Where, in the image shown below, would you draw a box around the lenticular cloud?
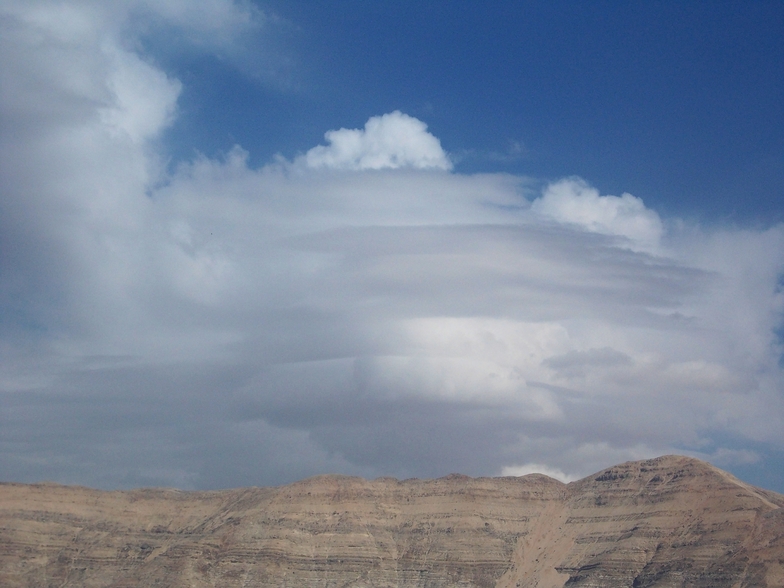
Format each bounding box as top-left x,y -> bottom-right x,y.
1,0 -> 783,490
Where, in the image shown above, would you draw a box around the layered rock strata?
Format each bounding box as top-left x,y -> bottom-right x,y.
0,455 -> 782,587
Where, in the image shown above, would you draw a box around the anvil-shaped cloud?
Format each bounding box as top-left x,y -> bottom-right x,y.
0,0 -> 782,490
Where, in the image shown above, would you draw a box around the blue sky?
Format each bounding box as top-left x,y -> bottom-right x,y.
163,1 -> 784,222
1,0 -> 783,492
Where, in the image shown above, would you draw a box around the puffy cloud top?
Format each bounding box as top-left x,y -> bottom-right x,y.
532,178 -> 664,251
303,111 -> 452,171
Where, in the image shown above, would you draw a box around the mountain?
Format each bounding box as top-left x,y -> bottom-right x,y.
1,455 -> 782,587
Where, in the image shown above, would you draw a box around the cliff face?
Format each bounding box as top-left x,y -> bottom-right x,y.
0,455 -> 782,588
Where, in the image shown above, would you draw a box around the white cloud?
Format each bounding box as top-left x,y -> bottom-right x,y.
531,177 -> 664,251
704,447 -> 761,466
1,1 -> 783,490
99,48 -> 181,143
501,463 -> 577,483
303,111 -> 453,171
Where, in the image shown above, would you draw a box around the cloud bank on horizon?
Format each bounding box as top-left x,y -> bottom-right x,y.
1,0 -> 783,490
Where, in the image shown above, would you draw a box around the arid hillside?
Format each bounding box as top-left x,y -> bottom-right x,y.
1,455 -> 782,587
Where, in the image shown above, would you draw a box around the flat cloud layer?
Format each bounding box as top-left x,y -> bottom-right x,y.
1,0 -> 783,489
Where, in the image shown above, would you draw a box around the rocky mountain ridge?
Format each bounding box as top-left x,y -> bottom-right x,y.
1,455 -> 782,587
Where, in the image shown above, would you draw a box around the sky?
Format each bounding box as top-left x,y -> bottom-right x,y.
1,0 -> 783,492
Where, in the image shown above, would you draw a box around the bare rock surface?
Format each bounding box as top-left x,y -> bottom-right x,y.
1,455 -> 782,587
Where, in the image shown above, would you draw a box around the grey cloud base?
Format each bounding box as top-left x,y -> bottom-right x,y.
1,0 -> 783,491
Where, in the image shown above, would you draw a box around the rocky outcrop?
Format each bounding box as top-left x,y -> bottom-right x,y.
0,456 -> 782,587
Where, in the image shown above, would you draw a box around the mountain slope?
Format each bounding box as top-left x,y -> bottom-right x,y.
0,455 -> 782,587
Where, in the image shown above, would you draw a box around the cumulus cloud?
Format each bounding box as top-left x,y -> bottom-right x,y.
303,111 -> 453,171
1,1 -> 783,490
531,177 -> 664,251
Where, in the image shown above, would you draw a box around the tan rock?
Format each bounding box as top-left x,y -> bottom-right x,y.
0,455 -> 782,587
